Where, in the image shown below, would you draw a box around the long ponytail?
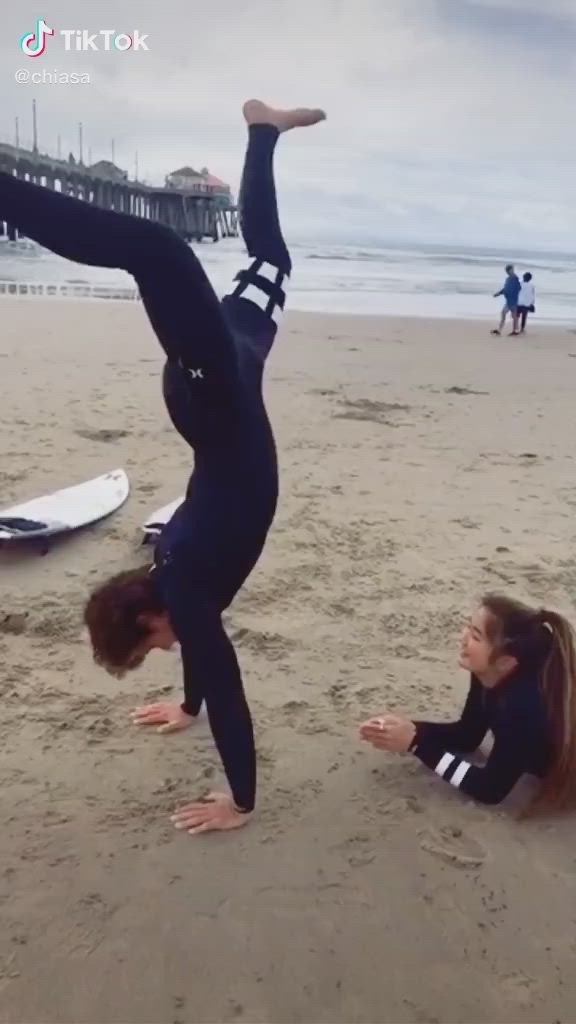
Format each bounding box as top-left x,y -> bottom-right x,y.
482,593 -> 576,814
533,609 -> 576,812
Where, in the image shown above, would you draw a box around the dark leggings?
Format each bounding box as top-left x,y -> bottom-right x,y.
0,124 -> 290,445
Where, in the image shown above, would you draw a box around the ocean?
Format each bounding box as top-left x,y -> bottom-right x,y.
0,236 -> 574,323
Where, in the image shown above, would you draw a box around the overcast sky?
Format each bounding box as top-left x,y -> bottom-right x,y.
3,0 -> 576,249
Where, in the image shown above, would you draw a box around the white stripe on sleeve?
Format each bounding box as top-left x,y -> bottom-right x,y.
435,752 -> 455,778
450,761 -> 471,788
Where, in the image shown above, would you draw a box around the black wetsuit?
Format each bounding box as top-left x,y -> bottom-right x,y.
410,667 -> 554,804
0,124 -> 291,812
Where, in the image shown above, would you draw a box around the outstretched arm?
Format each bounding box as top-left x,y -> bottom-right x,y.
164,577 -> 256,813
411,724 -> 534,805
363,680 -> 533,806
412,676 -> 489,753
179,601 -> 256,812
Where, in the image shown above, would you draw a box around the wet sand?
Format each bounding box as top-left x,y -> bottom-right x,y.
2,297 -> 576,1023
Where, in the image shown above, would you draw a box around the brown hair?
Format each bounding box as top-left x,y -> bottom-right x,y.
84,565 -> 164,676
482,592 -> 576,814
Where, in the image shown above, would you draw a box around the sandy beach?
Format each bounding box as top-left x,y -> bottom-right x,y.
2,296 -> 576,1024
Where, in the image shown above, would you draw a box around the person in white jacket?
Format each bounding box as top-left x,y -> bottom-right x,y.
517,272 -> 536,334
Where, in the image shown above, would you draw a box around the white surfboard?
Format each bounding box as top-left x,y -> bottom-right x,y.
0,469 -> 129,542
142,495 -> 184,542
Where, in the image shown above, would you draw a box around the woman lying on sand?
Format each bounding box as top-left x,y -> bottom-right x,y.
360,593 -> 576,812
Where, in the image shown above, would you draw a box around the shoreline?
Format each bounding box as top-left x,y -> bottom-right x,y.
0,285 -> 574,329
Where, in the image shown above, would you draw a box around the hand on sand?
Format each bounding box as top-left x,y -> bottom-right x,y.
171,792 -> 251,835
360,714 -> 416,754
130,701 -> 195,734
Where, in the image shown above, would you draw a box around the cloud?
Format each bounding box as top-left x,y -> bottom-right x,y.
2,0 -> 575,248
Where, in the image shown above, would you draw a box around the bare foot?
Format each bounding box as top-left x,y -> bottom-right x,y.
243,99 -> 326,133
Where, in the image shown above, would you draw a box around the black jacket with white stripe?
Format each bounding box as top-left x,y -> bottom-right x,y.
410,668 -> 554,804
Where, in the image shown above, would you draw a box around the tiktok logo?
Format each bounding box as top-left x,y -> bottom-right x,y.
20,18 -> 55,57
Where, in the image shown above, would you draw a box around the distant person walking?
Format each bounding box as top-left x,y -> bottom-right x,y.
517,272 -> 536,334
491,263 -> 521,336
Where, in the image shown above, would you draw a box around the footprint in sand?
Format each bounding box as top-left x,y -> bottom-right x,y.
334,398 -> 411,426
402,1000 -> 440,1024
327,599 -> 355,618
419,824 -> 487,869
230,626 -> 294,661
377,795 -> 425,817
499,972 -> 540,1008
328,682 -> 348,708
75,428 -> 131,443
86,716 -> 115,743
444,386 -> 489,396
452,517 -> 480,530
0,470 -> 28,487
336,833 -> 377,868
280,700 -> 334,736
282,699 -> 311,715
0,612 -> 28,635
31,608 -> 80,642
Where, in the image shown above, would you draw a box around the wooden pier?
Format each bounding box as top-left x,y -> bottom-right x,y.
0,143 -> 238,243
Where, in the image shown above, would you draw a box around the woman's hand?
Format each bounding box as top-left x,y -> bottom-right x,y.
130,701 -> 195,734
171,792 -> 251,835
360,714 -> 416,753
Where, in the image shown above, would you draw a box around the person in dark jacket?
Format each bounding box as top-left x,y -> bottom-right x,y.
491,263 -> 521,336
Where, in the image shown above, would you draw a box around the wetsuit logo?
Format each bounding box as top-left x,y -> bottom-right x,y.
20,19 -> 55,57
